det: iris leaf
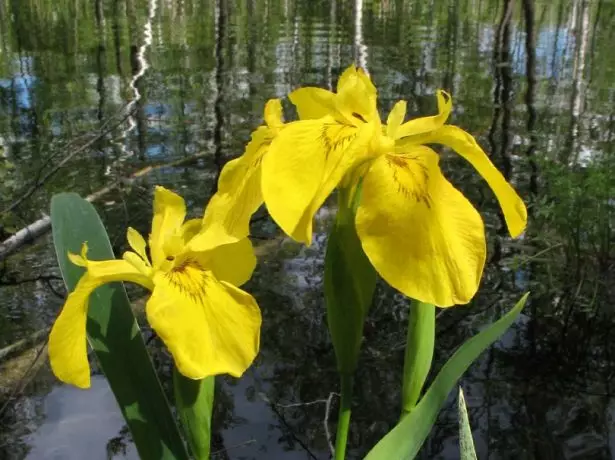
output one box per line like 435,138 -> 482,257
458,387 -> 478,460
51,193 -> 188,460
173,370 -> 215,460
365,293 -> 529,460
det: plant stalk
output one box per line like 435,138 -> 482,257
334,373 -> 354,460
401,300 -> 436,416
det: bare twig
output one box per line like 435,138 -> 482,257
259,391 -> 339,458
210,439 -> 257,457
1,105 -> 135,216
0,336 -> 49,417
324,392 -> 337,457
0,150 -> 211,262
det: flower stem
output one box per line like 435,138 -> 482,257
334,373 -> 354,460
401,300 -> 435,417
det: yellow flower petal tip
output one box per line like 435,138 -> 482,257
49,185 -> 262,387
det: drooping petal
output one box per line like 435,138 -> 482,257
261,117 -> 373,244
189,237 -> 256,287
149,186 -> 186,267
355,147 -> 486,307
394,90 -> 452,139
49,260 -> 153,388
146,268 -> 261,379
289,87 -> 337,120
420,125 -> 527,237
49,274 -> 101,389
191,127 -> 271,252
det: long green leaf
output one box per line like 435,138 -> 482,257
458,387 -> 478,460
324,186 -> 378,460
324,188 -> 377,375
174,370 -> 215,459
51,193 -> 189,460
365,293 -> 529,460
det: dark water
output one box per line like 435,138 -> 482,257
0,0 -> 614,458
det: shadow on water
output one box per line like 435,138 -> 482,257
0,0 -> 614,458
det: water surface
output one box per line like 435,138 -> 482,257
1,0 -> 614,458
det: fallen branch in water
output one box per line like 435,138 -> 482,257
0,328 -> 50,363
0,151 -> 210,262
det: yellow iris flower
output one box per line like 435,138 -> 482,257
261,65 -> 526,307
201,65 -> 526,307
49,186 -> 262,389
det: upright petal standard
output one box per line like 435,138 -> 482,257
49,186 -> 262,389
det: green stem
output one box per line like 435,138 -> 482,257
401,300 -> 435,416
334,373 -> 354,460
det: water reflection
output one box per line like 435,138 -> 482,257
0,0 -> 614,458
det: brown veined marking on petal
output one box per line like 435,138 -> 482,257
352,112 -> 367,123
319,123 -> 358,159
385,155 -> 432,208
164,259 -> 209,307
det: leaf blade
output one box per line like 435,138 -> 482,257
51,193 -> 189,460
365,293 -> 529,460
458,387 -> 478,460
173,370 -> 215,460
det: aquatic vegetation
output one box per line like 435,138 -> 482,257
49,186 -> 261,389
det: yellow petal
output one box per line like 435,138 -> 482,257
86,258 -> 155,289
355,147 -> 486,306
191,127 -> 271,252
127,227 -> 149,263
335,67 -> 378,124
395,90 -> 452,139
149,186 -> 186,267
123,251 -> 152,276
423,125 -> 527,237
264,99 -> 284,129
289,87 -> 338,120
181,219 -> 202,243
337,65 -> 377,97
189,237 -> 256,287
146,268 -> 261,379
386,101 -> 407,139
49,274 -> 100,389
68,251 -> 87,267
261,118 -> 372,244
49,259 -> 152,389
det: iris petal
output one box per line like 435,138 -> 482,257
386,100 -> 408,139
190,238 -> 256,287
192,127 -> 271,252
289,87 -> 338,120
355,147 -> 486,306
395,90 -> 452,139
127,227 -> 148,263
49,259 -> 152,388
146,268 -> 261,379
49,274 -> 101,389
262,118 -> 373,244
149,187 -> 186,267
417,125 -> 528,238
